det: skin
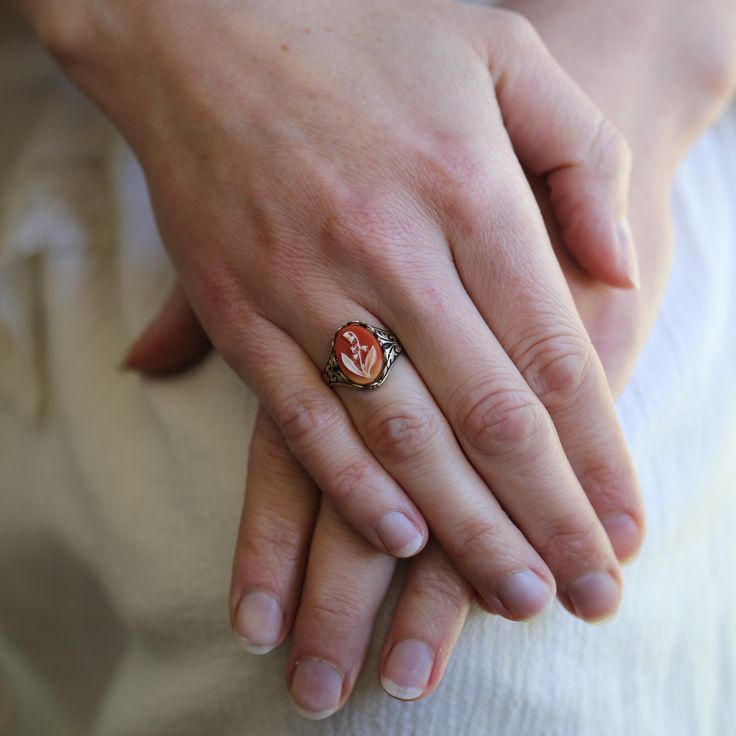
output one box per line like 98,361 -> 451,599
126,0 -> 736,718
20,0 -> 648,623
7,0 -> 735,721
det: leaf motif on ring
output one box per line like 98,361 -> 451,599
365,346 -> 377,374
341,353 -> 368,378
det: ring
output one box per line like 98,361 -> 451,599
322,321 -> 403,390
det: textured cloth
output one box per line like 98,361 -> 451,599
1,11 -> 735,736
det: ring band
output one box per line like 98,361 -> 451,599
322,321 -> 403,390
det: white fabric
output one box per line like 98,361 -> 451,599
1,11 -> 735,736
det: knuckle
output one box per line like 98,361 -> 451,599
577,460 -> 637,518
277,394 -> 341,447
537,515 -> 607,570
498,9 -> 540,50
420,147 -> 491,237
253,407 -> 289,454
686,19 -> 736,100
450,516 -> 505,568
321,193 -> 422,273
36,4 -> 92,72
515,332 -> 596,409
409,565 -> 472,615
327,463 -> 376,507
192,264 -> 262,365
362,403 -> 440,464
239,520 -> 305,572
590,117 -> 631,178
700,42 -> 736,99
303,592 -> 366,637
457,384 -> 547,458
194,263 -> 250,334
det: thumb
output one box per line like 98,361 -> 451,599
481,9 -> 640,289
123,283 -> 211,375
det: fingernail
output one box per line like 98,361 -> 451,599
235,591 -> 283,654
497,570 -> 554,620
617,218 -> 640,289
376,512 -> 424,558
602,513 -> 642,564
381,639 -> 434,700
290,659 -> 344,719
566,571 -> 621,622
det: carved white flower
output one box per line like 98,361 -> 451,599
341,330 -> 378,379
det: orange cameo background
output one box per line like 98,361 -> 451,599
334,325 -> 384,385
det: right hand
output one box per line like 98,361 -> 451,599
100,0 -> 645,622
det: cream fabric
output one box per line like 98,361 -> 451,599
1,11 -> 735,736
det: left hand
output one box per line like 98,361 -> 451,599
125,0 -> 736,718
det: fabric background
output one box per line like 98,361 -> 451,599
1,9 -> 735,736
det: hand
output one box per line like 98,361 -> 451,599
122,164 -> 652,717
518,0 -> 736,404
231,404 -> 471,718
119,198 -> 676,721
72,0 -> 647,622
125,0 -> 736,718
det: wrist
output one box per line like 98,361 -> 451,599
17,1 -> 180,153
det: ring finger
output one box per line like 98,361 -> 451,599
254,293 -> 558,620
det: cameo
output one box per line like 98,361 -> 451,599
334,324 -> 384,385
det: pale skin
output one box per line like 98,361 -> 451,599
26,0 -> 647,620
125,0 -> 736,718
8,0 -> 736,721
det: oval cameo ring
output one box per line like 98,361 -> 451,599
322,321 -> 403,390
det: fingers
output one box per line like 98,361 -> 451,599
288,521 -> 475,719
261,296 -> 557,620
335,361 -> 559,621
230,308 -> 430,559
287,499 -> 396,720
366,261 -> 624,621
431,143 -> 646,576
457,147 -> 642,589
476,8 -> 639,288
380,540 -> 473,701
123,283 -> 211,375
232,413 -> 477,717
229,406 -> 320,653
208,190 -> 634,623
236,216 -> 625,621
192,4 -> 643,623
